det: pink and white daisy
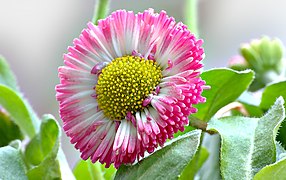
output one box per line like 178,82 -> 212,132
56,9 -> 206,168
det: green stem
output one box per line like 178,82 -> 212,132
185,0 -> 199,36
92,0 -> 110,25
189,116 -> 216,134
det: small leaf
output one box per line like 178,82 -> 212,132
40,116 -> 60,156
0,140 -> 27,180
115,130 -> 202,180
25,114 -> 59,165
27,140 -> 61,180
26,115 -> 75,180
0,84 -> 36,137
0,106 -> 23,147
207,97 -> 285,179
74,159 -> 116,180
194,68 -> 254,121
26,115 -> 61,179
179,146 -> 209,180
260,81 -> 286,110
254,157 -> 286,180
0,55 -> 19,91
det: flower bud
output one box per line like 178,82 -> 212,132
231,36 -> 285,91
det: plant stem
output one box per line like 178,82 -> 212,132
185,0 -> 199,36
92,0 -> 110,25
189,116 -> 216,134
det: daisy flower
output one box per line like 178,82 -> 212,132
56,9 -> 206,168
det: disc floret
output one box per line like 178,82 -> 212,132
96,55 -> 162,120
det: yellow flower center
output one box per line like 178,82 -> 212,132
96,55 -> 162,120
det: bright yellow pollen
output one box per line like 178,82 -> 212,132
96,55 -> 162,120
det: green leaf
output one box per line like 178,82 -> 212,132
0,55 -> 19,91
260,81 -> 286,110
0,84 -> 36,137
194,68 -> 254,121
254,157 -> 286,180
179,146 -> 209,180
260,81 -> 286,148
27,141 -> 61,180
25,114 -> 59,166
0,140 -> 27,180
26,115 -> 75,180
0,56 -> 40,136
0,106 -> 23,147
207,97 -> 285,179
26,115 -> 61,179
115,130 -> 202,180
74,160 -> 116,180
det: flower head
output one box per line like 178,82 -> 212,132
56,9 -> 206,168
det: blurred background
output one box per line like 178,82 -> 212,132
0,0 -> 285,168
